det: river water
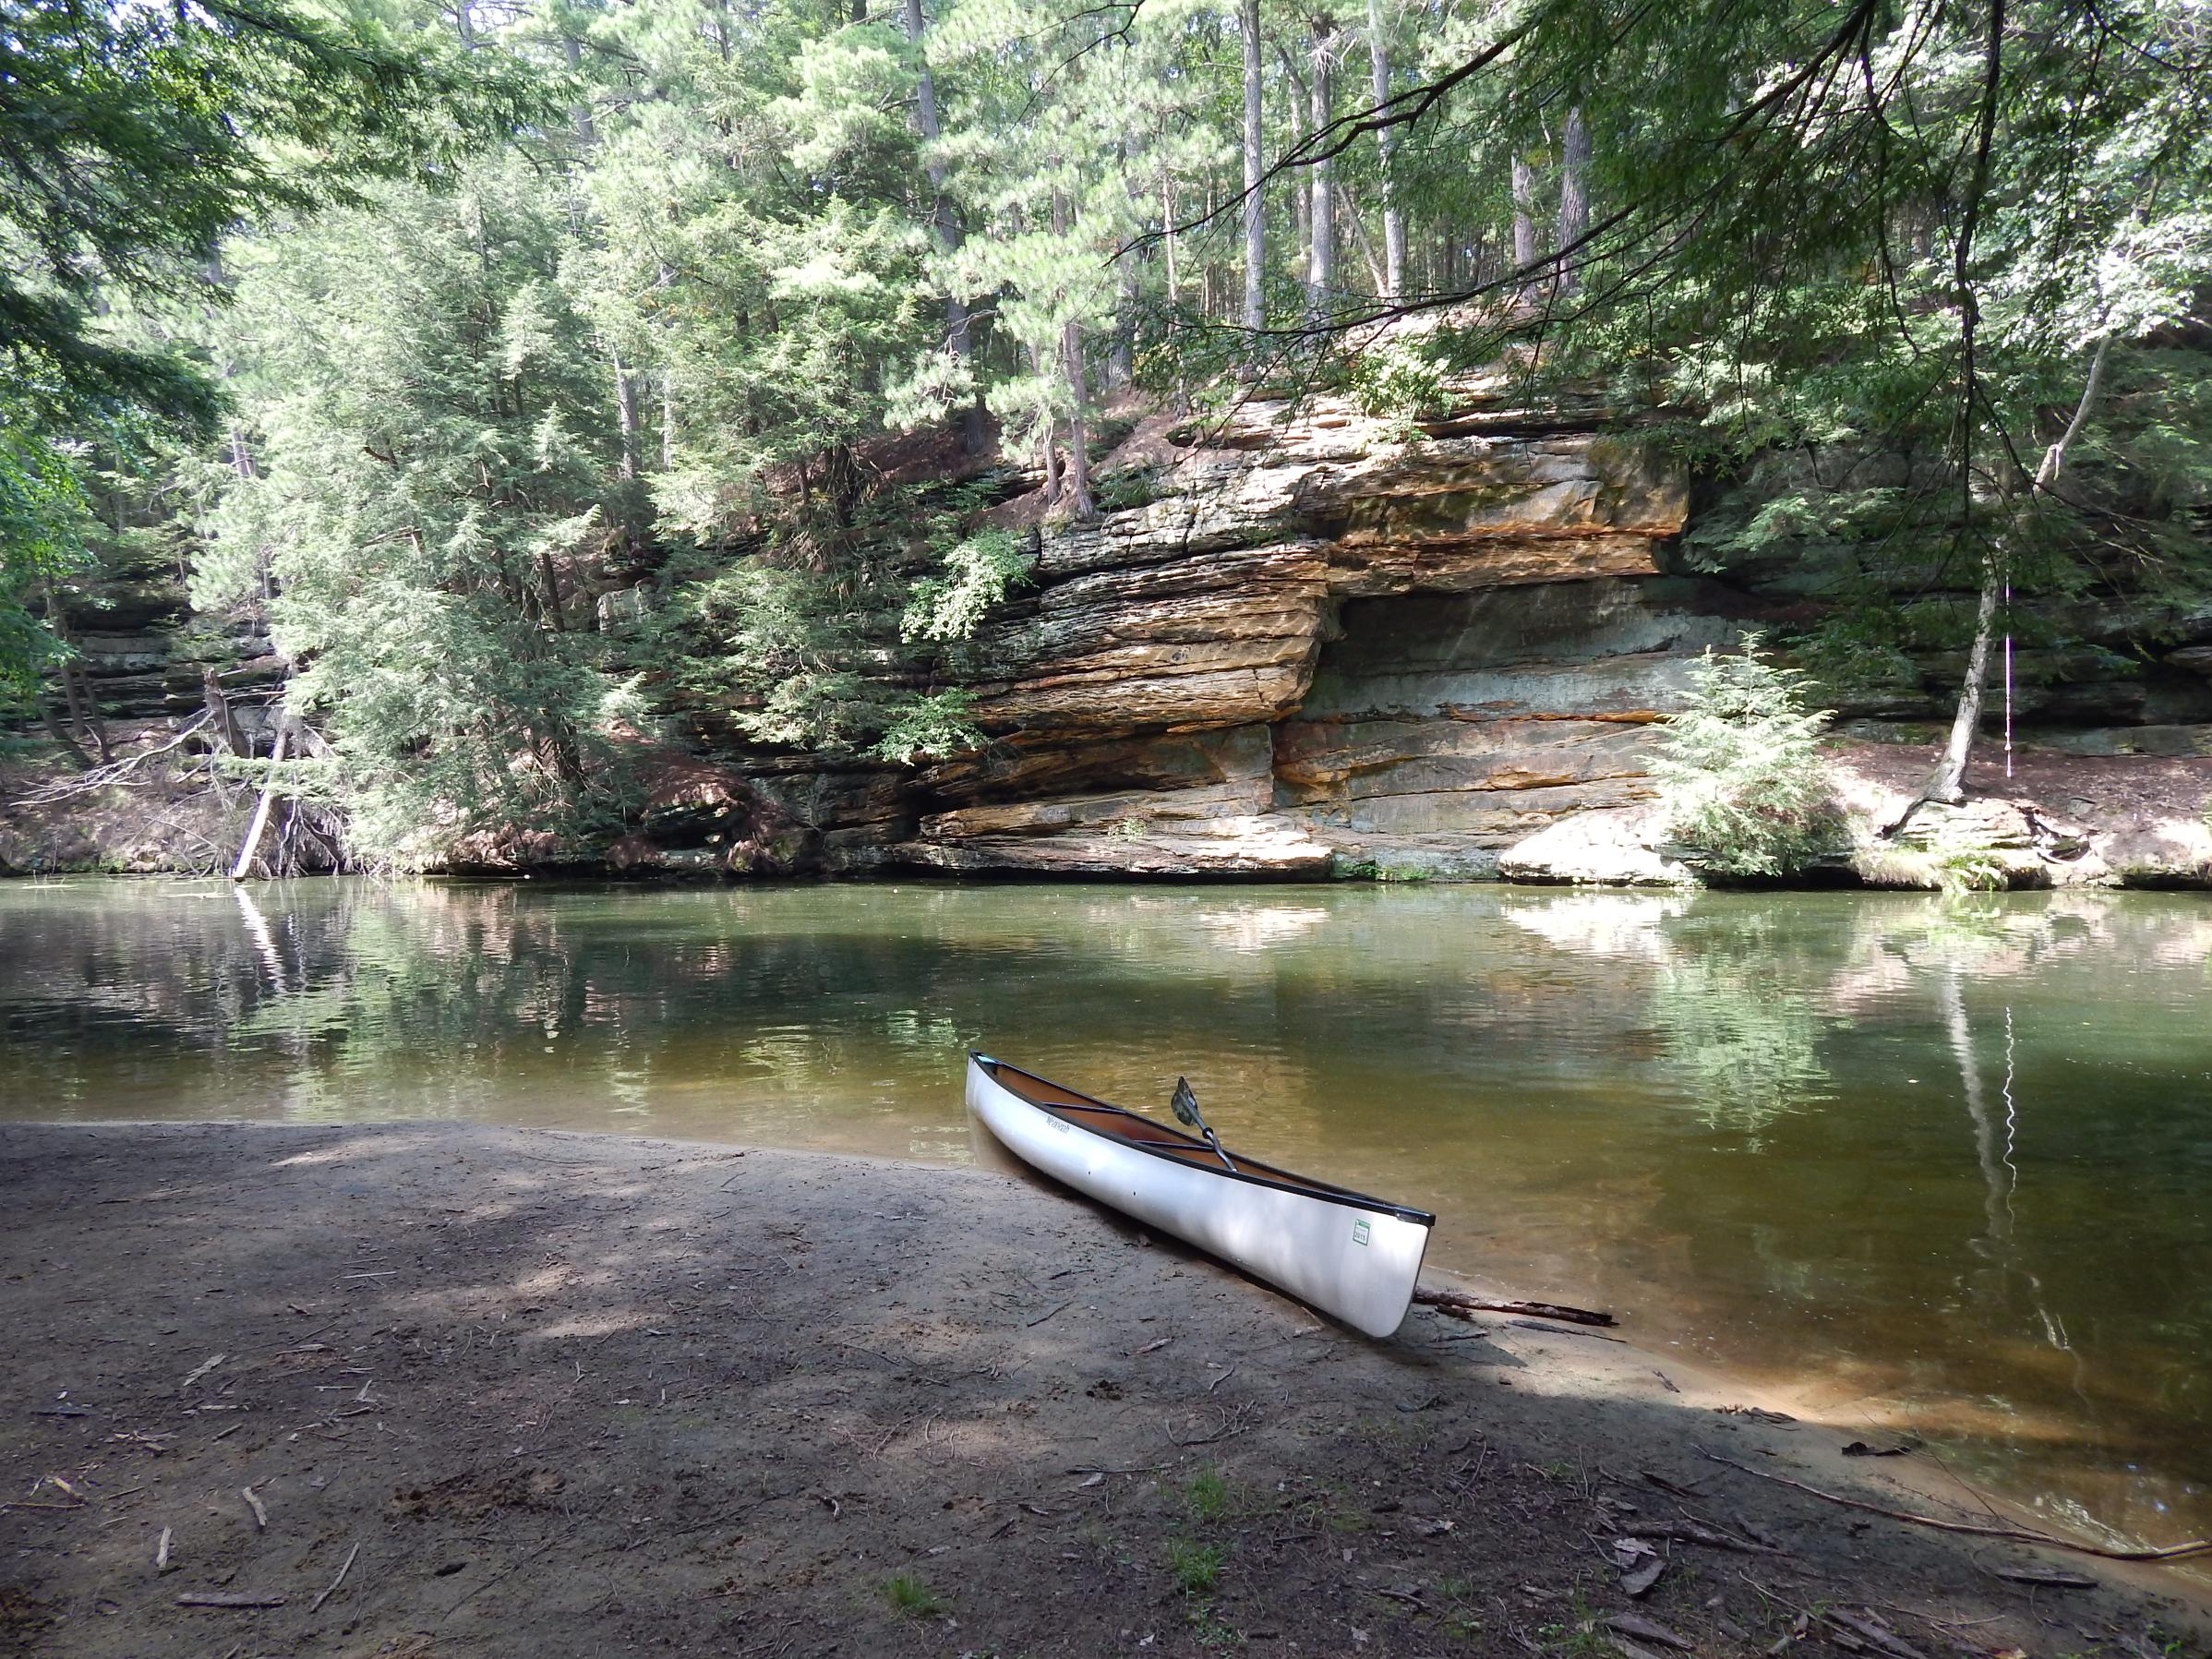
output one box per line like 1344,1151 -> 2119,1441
2,877 -> 2207,1551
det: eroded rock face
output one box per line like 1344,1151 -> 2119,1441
860,395 -> 1707,877
29,381 -> 2206,884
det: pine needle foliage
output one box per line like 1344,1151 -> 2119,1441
900,529 -> 1031,643
1653,636 -> 1840,878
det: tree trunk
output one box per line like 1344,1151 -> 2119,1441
613,354 -> 642,481
1278,44 -> 1312,291
203,670 -> 246,757
537,550 -> 569,631
1062,322 -> 1095,519
1240,0 -> 1265,333
38,697 -> 92,769
1049,190 -> 1095,521
660,370 -> 677,471
1555,104 -> 1589,294
1926,571 -> 2001,807
1307,17 -> 1336,319
561,35 -> 596,150
1510,152 -> 1538,297
42,583 -> 110,763
1342,199 -> 1389,296
902,0 -> 985,453
1366,0 -> 1402,305
1161,166 -> 1181,306
1916,334 -> 2113,811
230,708 -> 295,881
1201,176 -> 1219,318
453,0 -> 475,48
1110,243 -> 1137,390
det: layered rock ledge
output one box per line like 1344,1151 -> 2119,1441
700,391 -> 2206,884
737,394 -> 1718,880
12,382 -> 2211,884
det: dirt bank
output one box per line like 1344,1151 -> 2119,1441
2,1124 -> 2203,1657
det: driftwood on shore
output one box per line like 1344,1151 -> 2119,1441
1698,1448 -> 2212,1564
1413,1286 -> 1617,1327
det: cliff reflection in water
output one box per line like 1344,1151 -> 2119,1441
0,877 -> 2207,1549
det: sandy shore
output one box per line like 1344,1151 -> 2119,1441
1,1123 -> 2203,1658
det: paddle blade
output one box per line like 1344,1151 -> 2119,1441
1170,1076 -> 1200,1127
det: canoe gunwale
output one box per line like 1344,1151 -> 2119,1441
969,1052 -> 1437,1230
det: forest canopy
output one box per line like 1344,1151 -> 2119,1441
5,0 -> 2210,863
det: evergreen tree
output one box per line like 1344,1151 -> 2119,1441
200,157 -> 636,868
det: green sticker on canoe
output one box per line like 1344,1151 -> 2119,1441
1352,1220 -> 1371,1245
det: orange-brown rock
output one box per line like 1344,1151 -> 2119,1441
873,391 -> 1704,877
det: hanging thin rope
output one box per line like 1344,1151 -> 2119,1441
2003,580 -> 2014,779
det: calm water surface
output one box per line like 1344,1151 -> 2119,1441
3,878 -> 2208,1551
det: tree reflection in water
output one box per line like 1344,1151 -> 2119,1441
2,878 -> 2209,1550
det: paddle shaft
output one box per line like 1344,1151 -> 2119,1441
1172,1076 -> 1236,1173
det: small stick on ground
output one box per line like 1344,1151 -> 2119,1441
1696,1448 -> 2212,1564
176,1592 -> 286,1608
241,1486 -> 268,1530
181,1354 -> 227,1390
1983,1565 -> 2097,1590
1414,1287 -> 1616,1327
310,1541 -> 361,1611
155,1526 -> 173,1572
1511,1317 -> 1628,1344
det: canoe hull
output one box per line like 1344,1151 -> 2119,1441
967,1056 -> 1429,1340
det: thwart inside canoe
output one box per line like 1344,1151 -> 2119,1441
973,1054 -> 1435,1228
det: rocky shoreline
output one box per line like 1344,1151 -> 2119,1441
5,734 -> 2208,885
9,385 -> 2211,885
2,1122 -> 2205,1657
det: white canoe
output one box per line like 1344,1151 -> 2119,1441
966,1052 -> 1434,1340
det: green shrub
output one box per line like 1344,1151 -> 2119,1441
1346,340 -> 1445,431
1653,634 -> 1841,877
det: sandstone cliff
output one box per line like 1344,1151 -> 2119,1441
13,383 -> 2212,884
703,388 -> 2210,883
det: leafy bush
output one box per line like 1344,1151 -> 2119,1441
1653,634 -> 1840,877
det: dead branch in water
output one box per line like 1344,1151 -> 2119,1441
1414,1287 -> 1616,1327
1697,1448 -> 2212,1563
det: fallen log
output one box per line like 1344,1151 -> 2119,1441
1413,1287 -> 1616,1327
